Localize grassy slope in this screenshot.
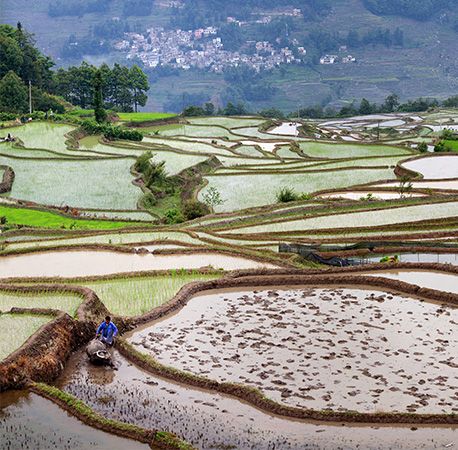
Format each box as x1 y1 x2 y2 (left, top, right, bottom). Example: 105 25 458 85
444 140 458 151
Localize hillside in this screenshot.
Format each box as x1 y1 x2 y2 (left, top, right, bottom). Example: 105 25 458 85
1 0 457 112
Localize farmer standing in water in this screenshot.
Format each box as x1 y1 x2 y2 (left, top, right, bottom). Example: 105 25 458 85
96 316 118 346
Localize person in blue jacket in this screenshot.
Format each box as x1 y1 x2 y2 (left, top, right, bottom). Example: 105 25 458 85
96 316 118 346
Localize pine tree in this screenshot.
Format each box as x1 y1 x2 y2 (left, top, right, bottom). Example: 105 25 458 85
129 65 149 113
93 69 106 123
0 70 28 113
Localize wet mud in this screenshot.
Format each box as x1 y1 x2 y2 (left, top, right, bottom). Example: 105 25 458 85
129 287 458 414
55 351 458 450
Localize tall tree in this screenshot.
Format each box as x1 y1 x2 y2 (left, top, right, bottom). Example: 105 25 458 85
0 70 28 113
129 65 149 113
359 98 373 114
93 69 106 123
111 63 133 112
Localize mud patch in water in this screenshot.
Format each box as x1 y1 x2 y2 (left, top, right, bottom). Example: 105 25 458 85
130 287 457 414
56 351 458 450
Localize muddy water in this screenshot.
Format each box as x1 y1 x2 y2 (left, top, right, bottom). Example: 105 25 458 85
0 390 148 450
364 253 458 266
0 250 277 278
129 287 457 414
56 350 458 450
365 270 458 294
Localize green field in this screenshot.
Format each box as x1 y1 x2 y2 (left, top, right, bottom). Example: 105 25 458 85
0 313 53 360
0 205 143 230
0 290 84 316
81 272 222 316
117 112 177 123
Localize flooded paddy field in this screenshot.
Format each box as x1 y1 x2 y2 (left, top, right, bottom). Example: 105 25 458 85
0 250 278 278
363 252 458 265
129 286 458 414
402 155 458 179
0 390 148 450
365 270 458 294
56 350 458 450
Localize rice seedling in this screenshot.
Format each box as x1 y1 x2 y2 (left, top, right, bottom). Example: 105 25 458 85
0 290 83 316
0 313 52 360
82 272 222 316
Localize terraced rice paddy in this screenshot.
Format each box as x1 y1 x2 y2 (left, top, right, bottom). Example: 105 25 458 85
402 155 458 179
222 201 458 234
81 273 222 316
0 250 277 278
365 270 458 294
199 168 397 212
0 391 149 450
0 156 141 209
3 111 458 450
130 286 457 414
0 313 52 360
0 290 83 315
57 351 458 450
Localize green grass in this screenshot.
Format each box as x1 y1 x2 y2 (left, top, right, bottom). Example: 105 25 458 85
80 272 222 316
0 205 144 230
444 140 458 151
0 290 84 316
0 313 52 360
117 112 177 123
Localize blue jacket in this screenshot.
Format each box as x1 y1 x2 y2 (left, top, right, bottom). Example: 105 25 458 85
96 321 118 344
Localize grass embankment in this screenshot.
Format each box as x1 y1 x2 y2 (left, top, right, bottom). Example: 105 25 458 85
118 112 177 123
0 205 146 230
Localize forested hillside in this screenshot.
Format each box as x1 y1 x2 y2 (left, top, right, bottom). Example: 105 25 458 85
0 23 149 114
1 0 457 112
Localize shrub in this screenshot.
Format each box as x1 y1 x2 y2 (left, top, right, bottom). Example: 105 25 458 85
276 187 298 203
182 200 210 220
80 119 143 141
417 142 428 153
141 192 157 208
165 208 184 224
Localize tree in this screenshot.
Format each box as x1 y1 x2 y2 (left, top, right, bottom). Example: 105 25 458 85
0 70 28 113
202 187 224 210
93 69 106 123
398 176 413 198
129 65 149 113
382 93 400 112
204 102 215 116
359 98 373 115
111 63 133 112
